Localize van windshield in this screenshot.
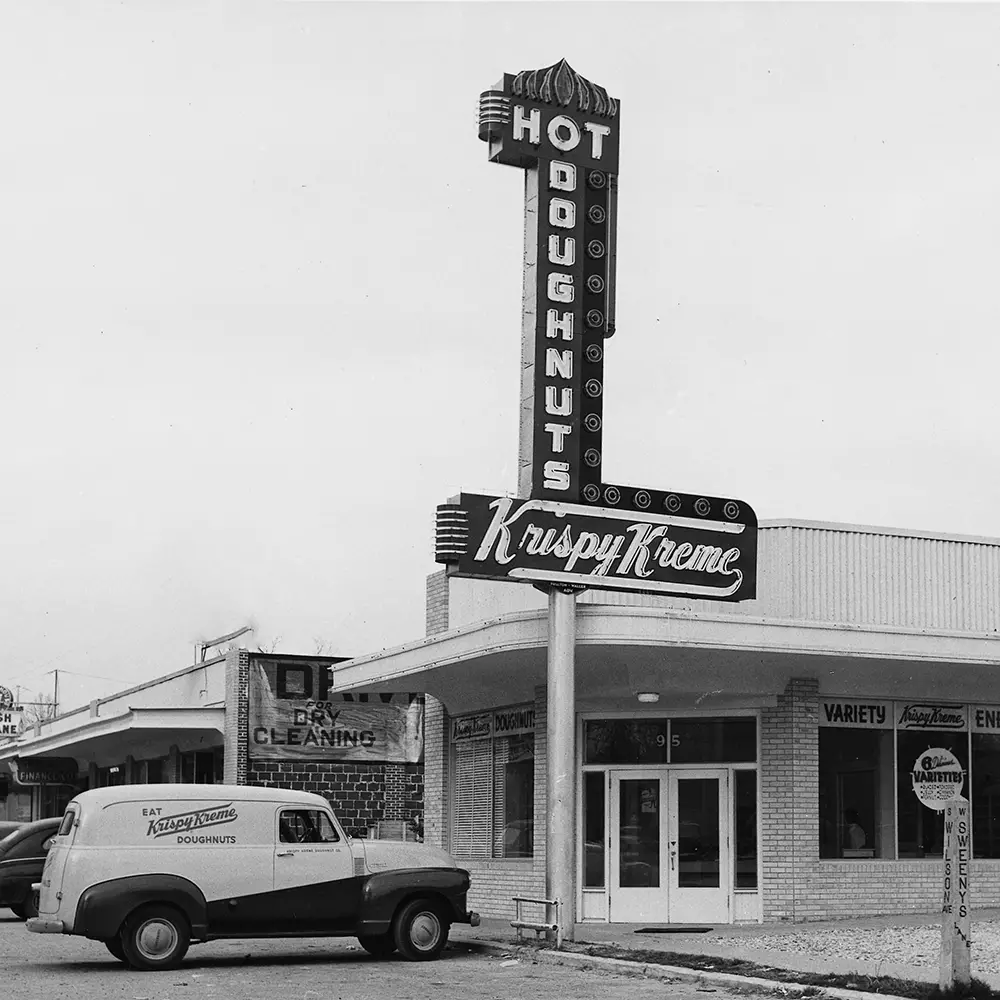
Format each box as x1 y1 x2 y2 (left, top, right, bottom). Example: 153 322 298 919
57 808 76 837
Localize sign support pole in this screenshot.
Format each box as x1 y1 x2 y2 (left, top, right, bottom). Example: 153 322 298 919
546 585 577 946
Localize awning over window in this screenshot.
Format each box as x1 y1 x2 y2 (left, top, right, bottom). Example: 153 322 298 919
0 707 225 769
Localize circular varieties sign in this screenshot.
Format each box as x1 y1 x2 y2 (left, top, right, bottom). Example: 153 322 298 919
911 748 965 810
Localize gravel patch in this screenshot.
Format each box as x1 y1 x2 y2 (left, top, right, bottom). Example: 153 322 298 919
710 920 1000 975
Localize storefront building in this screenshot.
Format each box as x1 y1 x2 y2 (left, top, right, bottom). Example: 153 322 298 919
331 518 1000 924
0 653 424 841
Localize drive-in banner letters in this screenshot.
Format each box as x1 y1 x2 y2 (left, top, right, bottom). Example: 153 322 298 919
249 659 424 763
436 493 756 600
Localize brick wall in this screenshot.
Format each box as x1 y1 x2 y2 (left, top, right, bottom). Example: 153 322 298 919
223 648 249 785
425 570 449 636
424 696 448 849
760 677 819 921
246 760 424 839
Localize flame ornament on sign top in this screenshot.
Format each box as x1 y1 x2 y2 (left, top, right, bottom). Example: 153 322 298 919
511 59 619 118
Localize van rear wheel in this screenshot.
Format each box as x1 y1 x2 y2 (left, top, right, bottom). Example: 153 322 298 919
121 904 190 971
358 932 397 957
393 898 449 961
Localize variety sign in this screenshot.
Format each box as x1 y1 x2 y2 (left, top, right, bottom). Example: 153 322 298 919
249 659 424 764
435 59 757 602
820 700 891 728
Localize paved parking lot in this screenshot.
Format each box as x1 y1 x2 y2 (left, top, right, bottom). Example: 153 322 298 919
1 911 767 1000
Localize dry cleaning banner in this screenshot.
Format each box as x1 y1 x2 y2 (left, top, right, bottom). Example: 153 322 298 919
249 659 423 764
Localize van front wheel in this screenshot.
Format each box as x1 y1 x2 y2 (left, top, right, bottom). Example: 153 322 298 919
105 936 127 963
393 899 449 961
121 905 190 971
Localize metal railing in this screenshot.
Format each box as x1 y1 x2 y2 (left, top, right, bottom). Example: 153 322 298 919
510 895 561 949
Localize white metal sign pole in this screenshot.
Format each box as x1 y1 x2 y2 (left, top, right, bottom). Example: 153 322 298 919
546 585 577 946
939 796 971 990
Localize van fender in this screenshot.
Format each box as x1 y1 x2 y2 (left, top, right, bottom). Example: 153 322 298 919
356 867 471 935
73 874 208 942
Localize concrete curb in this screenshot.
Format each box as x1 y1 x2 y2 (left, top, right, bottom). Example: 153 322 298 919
457 937 916 1000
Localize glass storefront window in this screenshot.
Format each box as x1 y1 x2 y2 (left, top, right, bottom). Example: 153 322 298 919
584 717 757 765
972 734 1000 858
583 771 605 888
676 776 720 888
734 770 757 888
671 718 756 764
585 720 668 765
493 734 534 858
451 706 535 860
618 777 660 887
896 730 968 858
819 727 892 858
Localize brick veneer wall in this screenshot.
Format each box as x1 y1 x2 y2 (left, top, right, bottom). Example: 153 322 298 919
424 696 448 849
246 760 424 839
223 648 249 785
426 570 449 636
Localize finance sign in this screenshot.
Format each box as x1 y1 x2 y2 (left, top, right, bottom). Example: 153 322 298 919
435 59 757 600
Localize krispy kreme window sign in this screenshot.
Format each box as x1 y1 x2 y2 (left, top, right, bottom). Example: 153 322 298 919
452 705 535 743
897 703 967 731
433 59 757 602
819 701 970 731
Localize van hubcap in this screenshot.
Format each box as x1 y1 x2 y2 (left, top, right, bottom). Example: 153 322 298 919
136 918 178 960
410 911 441 951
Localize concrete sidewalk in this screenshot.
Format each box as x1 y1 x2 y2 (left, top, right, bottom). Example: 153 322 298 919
451 912 1000 992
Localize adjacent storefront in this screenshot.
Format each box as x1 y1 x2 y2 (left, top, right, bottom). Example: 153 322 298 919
0 653 424 839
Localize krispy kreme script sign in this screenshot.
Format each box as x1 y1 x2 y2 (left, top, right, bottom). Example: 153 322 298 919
437 493 754 599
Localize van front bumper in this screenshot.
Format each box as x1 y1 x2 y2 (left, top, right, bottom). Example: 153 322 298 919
26 918 64 934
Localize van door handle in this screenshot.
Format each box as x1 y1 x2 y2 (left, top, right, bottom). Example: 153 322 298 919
276 851 295 857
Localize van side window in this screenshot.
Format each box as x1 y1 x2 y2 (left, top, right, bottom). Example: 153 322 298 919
57 809 76 837
278 809 339 844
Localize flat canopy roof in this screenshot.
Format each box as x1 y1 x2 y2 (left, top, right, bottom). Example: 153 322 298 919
0 707 224 769
331 606 1000 715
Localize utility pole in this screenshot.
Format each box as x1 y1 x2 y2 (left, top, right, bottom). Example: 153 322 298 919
45 669 60 718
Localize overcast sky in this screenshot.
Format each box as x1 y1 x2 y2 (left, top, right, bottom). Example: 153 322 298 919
4 2 1000 712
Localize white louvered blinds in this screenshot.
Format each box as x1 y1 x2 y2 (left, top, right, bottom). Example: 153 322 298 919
451 737 491 857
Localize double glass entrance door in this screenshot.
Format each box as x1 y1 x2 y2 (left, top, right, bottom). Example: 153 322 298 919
609 769 730 924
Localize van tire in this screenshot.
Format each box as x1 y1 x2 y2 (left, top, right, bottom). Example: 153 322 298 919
121 904 190 971
358 933 397 958
392 898 449 961
12 890 39 921
105 937 127 963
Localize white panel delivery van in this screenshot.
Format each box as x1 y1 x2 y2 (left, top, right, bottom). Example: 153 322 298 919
28 784 478 970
